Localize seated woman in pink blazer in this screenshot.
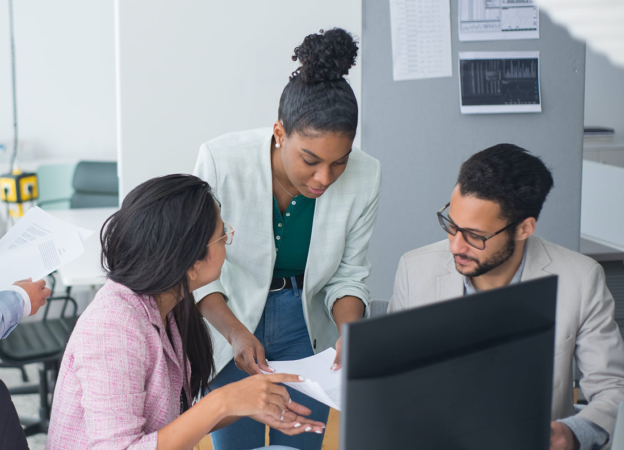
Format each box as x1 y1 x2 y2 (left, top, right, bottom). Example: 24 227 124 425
47 174 324 450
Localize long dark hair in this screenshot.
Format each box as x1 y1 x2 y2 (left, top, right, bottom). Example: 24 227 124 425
100 174 217 398
278 28 359 139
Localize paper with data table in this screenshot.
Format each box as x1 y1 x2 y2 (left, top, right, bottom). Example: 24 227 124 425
0 207 94 290
389 0 453 81
459 0 539 42
266 348 342 411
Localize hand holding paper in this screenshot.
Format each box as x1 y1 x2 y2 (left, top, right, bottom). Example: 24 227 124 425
264 348 342 411
0 207 94 290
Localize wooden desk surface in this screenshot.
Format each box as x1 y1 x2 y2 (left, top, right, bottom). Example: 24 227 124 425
195 408 340 450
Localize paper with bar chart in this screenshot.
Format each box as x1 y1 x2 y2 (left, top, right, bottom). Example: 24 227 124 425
459 0 539 41
458 52 541 114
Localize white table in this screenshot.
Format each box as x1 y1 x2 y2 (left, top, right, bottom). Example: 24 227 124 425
48 208 117 287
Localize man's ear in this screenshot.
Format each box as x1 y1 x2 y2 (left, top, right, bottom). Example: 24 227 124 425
516 217 536 241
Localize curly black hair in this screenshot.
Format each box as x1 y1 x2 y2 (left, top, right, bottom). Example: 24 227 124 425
278 28 359 138
457 144 554 226
291 28 358 83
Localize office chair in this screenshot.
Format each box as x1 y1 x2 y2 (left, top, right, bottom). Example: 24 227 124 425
0 289 79 436
38 161 118 210
369 299 390 318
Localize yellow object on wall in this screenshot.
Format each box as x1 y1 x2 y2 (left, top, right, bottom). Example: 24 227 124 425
0 169 39 218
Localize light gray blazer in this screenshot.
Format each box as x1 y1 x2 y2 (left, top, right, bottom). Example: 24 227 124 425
193 128 381 375
389 236 624 437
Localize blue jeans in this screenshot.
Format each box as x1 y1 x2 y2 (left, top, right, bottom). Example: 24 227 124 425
255 447 298 450
209 279 330 450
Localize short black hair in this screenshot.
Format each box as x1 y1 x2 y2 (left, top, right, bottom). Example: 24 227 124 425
278 28 359 139
457 144 554 225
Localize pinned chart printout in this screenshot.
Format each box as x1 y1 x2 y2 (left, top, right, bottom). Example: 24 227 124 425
0 207 93 289
459 0 539 41
459 52 541 114
264 348 342 410
389 0 453 81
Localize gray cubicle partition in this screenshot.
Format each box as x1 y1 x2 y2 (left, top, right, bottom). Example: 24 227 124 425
362 2 586 300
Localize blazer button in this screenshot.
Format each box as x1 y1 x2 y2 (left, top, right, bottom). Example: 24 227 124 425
313 339 317 349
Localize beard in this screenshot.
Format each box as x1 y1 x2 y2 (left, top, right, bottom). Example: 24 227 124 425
454 235 516 278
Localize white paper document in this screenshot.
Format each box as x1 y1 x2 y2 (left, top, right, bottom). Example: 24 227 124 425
459 0 539 42
265 348 342 411
389 0 453 81
0 207 94 289
459 51 541 114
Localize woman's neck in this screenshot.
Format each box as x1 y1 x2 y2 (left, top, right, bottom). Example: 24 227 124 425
270 139 296 194
156 290 178 328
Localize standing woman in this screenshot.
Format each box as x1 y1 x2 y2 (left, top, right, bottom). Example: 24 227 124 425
194 28 381 450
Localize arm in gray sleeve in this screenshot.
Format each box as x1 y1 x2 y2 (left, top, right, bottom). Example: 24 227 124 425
558 416 609 450
0 290 25 339
575 263 624 436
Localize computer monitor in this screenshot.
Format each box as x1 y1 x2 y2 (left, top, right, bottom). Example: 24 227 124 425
340 276 558 450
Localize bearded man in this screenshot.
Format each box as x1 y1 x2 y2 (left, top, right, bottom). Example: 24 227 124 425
389 144 624 450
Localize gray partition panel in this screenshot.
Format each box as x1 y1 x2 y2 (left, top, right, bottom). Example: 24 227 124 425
362 1 585 299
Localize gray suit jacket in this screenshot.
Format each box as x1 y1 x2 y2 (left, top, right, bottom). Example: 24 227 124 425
389 236 624 438
193 128 381 375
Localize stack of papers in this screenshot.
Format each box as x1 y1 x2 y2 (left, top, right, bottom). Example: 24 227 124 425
265 348 342 411
0 207 93 290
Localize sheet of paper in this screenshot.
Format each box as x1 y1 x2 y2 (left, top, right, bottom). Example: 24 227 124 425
264 348 342 411
0 207 93 289
459 0 539 42
390 0 453 81
459 51 541 114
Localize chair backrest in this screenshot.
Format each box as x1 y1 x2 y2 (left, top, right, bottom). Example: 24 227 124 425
370 299 390 318
70 161 119 209
36 162 77 210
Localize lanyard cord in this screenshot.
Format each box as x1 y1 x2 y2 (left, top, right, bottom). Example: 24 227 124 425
8 0 19 173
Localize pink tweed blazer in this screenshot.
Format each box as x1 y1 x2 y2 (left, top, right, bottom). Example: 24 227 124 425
47 280 191 449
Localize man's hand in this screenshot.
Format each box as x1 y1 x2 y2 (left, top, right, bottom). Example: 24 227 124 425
13 278 51 316
550 421 580 450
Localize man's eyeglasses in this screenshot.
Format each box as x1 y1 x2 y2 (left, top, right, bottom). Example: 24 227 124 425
208 221 235 246
437 203 515 250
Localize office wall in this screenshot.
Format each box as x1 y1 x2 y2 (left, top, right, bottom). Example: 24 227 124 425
116 0 362 197
0 1 116 161
585 47 624 146
362 3 586 299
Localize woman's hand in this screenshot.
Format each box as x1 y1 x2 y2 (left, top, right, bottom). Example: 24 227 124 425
331 295 366 370
331 336 343 370
251 401 325 436
231 329 273 375
217 374 308 420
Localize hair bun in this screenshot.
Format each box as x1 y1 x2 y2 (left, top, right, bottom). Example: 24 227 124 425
291 28 358 83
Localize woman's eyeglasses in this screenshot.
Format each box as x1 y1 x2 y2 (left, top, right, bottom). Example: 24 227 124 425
208 221 235 246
